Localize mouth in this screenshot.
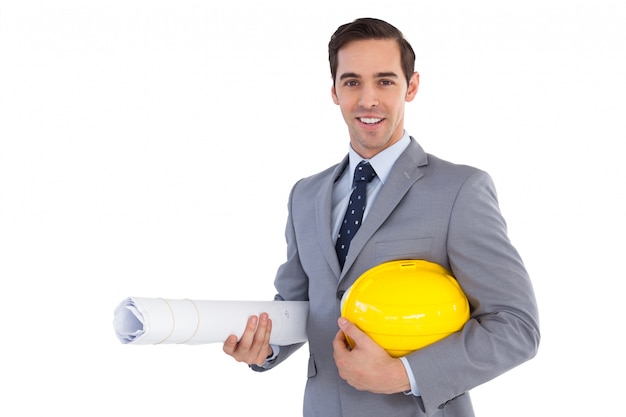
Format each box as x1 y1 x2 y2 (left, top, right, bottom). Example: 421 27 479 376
358 117 384 126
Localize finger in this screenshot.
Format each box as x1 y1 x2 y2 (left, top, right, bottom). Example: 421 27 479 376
259 314 272 348
236 315 260 352
332 328 353 383
333 328 349 351
251 313 272 364
260 315 274 364
222 334 239 356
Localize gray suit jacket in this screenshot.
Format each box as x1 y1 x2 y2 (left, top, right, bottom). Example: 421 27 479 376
255 138 540 417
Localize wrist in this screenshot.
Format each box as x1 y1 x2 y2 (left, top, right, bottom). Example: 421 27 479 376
391 358 411 393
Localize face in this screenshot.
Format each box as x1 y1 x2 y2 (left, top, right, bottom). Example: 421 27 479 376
331 39 419 159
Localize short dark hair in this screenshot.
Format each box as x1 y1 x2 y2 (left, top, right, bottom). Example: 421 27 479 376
328 18 416 87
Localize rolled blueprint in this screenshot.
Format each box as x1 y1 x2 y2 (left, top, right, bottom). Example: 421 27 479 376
113 297 309 345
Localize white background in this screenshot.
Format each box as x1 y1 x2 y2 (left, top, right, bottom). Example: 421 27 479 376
1 1 625 415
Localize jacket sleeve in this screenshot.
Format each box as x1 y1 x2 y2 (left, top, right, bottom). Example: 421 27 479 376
404 170 540 415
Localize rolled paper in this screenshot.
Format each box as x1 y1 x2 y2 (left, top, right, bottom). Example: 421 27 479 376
113 297 309 345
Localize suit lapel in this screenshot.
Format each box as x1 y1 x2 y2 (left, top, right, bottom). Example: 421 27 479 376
315 157 349 279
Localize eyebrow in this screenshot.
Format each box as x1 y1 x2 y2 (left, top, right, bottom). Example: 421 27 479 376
339 71 400 81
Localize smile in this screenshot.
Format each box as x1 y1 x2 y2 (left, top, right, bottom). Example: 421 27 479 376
359 117 383 125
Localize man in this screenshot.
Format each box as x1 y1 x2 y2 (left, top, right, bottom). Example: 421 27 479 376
223 17 539 417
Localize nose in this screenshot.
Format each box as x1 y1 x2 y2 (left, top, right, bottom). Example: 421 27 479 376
358 85 379 108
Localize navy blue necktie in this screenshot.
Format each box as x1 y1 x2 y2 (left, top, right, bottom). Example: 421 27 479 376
335 161 377 269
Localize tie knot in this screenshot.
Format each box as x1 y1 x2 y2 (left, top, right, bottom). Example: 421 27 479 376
354 161 377 184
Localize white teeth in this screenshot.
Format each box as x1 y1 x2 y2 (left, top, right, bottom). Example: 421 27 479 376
360 117 382 124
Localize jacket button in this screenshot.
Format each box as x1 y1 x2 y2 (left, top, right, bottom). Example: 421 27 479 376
336 290 345 300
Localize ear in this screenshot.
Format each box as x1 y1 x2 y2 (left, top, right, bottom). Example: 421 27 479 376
331 83 340 105
405 71 419 102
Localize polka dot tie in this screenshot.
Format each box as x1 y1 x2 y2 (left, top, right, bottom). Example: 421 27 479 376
335 161 377 269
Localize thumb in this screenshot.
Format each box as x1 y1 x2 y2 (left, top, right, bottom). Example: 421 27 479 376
338 317 367 347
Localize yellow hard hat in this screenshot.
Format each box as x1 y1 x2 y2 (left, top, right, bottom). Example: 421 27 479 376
340 259 470 357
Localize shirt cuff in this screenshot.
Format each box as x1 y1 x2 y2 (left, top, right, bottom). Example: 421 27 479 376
257 344 280 369
399 356 421 396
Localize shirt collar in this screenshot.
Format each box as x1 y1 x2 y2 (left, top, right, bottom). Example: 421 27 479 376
348 131 411 184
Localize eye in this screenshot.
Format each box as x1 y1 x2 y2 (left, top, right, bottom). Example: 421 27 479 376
380 79 395 86
344 80 359 87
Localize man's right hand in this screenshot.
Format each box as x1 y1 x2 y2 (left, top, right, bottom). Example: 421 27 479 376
223 312 273 366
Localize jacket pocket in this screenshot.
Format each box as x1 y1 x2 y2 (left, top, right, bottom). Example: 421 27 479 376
375 238 432 261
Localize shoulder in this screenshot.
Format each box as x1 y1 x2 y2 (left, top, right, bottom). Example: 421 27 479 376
425 153 485 179
404 144 490 194
404 137 487 183
291 161 345 193
402 147 499 206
